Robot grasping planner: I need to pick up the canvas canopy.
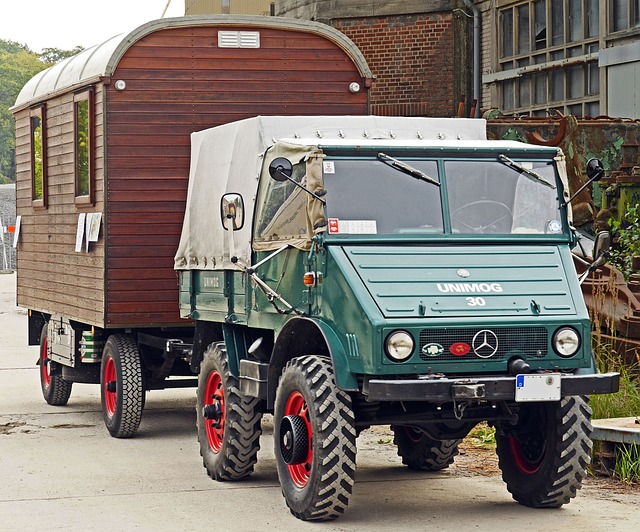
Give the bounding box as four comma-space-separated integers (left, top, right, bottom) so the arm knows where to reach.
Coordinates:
174, 115, 569, 271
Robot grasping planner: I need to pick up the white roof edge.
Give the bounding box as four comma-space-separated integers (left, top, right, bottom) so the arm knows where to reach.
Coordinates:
12, 15, 372, 112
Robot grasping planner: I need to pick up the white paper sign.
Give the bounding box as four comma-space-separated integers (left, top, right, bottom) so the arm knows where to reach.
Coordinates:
12, 216, 21, 248
75, 213, 86, 252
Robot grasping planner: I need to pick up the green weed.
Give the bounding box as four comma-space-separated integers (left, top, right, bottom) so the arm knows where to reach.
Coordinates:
614, 443, 640, 483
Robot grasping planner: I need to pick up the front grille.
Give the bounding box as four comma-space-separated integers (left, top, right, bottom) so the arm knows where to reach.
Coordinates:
419, 327, 548, 361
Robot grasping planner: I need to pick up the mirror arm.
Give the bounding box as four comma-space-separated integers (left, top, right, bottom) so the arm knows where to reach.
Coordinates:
560, 172, 603, 208
277, 171, 326, 205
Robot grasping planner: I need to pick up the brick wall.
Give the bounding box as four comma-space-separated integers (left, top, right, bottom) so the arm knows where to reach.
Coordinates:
334, 12, 455, 117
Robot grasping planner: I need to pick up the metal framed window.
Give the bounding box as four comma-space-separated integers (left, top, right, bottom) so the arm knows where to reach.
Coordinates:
30, 105, 47, 207
611, 0, 640, 32
495, 0, 600, 117
74, 90, 94, 205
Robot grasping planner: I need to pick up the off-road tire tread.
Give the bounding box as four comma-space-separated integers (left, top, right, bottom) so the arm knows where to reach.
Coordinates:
197, 342, 262, 481
391, 425, 461, 471
102, 334, 144, 438
276, 356, 356, 521
496, 395, 593, 508
40, 325, 73, 406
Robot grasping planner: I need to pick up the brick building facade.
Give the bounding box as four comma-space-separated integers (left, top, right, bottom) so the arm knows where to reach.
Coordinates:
276, 1, 472, 118
333, 13, 455, 117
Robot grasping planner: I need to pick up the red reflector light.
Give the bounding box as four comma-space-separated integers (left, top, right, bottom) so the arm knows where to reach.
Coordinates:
303, 272, 316, 286
450, 342, 470, 356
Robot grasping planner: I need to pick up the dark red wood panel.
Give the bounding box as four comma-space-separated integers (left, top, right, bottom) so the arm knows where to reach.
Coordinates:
105, 23, 368, 327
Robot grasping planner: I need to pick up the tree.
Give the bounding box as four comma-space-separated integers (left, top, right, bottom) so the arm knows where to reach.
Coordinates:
0, 40, 83, 183
39, 46, 84, 64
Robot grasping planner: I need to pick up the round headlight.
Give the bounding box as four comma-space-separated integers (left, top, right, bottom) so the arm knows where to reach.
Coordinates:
385, 331, 414, 362
553, 327, 580, 357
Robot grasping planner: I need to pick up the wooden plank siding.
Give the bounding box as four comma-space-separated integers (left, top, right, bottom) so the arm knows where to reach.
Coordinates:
15, 21, 368, 329
104, 24, 367, 328
15, 86, 106, 326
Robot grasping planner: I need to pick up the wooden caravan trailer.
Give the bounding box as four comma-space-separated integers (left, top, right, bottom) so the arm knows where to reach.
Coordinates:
12, 15, 371, 437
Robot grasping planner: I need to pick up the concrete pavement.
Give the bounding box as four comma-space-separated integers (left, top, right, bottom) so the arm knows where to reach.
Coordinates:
1, 272, 639, 531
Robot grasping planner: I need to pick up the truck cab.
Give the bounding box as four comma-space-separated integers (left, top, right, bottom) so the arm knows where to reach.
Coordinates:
175, 115, 619, 521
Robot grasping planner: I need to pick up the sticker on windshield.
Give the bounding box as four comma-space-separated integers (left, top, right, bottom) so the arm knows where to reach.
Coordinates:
328, 218, 377, 234
323, 161, 335, 174
547, 220, 562, 234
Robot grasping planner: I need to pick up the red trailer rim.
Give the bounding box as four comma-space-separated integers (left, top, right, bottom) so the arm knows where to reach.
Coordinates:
103, 356, 117, 417
284, 391, 312, 487
40, 336, 51, 388
204, 370, 225, 453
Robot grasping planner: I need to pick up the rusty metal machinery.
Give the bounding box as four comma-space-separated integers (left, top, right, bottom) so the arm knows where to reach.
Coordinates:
487, 113, 640, 367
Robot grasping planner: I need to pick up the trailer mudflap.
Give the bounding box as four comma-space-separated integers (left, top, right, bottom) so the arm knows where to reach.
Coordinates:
363, 372, 620, 402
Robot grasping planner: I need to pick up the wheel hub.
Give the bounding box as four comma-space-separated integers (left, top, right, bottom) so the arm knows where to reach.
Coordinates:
279, 414, 309, 465
203, 401, 223, 425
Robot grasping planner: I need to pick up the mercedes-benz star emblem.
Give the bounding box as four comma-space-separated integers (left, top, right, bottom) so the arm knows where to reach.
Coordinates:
472, 329, 499, 358
457, 269, 470, 278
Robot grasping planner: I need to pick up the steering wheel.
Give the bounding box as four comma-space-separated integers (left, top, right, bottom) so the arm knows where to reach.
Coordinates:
451, 200, 513, 233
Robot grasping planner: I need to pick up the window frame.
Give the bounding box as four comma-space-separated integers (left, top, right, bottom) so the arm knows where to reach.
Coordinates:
495, 0, 600, 117
73, 89, 94, 205
29, 105, 47, 208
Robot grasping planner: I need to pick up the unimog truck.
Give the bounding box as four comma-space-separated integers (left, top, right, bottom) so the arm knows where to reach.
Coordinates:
175, 115, 620, 521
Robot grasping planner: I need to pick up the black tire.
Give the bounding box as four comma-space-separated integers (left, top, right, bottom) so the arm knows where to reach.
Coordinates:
274, 356, 356, 521
100, 334, 144, 438
196, 342, 262, 480
391, 425, 461, 471
39, 323, 73, 406
495, 395, 593, 508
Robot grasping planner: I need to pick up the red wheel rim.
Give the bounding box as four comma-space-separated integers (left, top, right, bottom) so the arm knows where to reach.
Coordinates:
204, 370, 225, 453
103, 356, 117, 418
509, 436, 543, 474
284, 391, 312, 487
40, 336, 51, 389
404, 426, 424, 444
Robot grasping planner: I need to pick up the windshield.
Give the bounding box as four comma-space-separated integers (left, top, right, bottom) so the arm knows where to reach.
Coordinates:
446, 159, 562, 235
323, 159, 444, 234
322, 155, 564, 237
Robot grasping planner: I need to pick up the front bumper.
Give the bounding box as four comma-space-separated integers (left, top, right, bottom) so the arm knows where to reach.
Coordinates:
363, 372, 620, 402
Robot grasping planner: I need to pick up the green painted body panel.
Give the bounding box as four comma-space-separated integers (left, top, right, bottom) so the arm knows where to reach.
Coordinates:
342, 244, 580, 319
322, 244, 591, 376
180, 240, 592, 380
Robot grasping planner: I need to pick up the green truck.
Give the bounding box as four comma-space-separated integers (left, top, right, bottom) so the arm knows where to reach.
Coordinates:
175, 115, 619, 521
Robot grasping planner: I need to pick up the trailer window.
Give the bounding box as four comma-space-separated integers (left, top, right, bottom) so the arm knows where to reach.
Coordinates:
30, 106, 47, 207
74, 91, 93, 204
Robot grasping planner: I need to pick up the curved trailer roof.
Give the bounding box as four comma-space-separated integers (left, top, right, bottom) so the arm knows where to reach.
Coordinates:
12, 15, 373, 111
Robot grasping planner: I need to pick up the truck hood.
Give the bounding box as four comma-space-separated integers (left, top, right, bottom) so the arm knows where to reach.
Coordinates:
337, 244, 578, 319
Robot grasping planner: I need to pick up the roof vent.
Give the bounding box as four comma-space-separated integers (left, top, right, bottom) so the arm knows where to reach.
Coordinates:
218, 31, 260, 48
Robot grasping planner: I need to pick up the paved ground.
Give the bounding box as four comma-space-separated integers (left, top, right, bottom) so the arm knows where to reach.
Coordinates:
1, 272, 639, 531
0, 183, 16, 270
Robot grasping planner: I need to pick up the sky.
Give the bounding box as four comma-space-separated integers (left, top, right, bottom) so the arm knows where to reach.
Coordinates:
0, 0, 186, 53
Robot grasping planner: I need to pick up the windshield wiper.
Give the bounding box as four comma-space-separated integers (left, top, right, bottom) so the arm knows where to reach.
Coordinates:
498, 154, 556, 189
378, 152, 441, 187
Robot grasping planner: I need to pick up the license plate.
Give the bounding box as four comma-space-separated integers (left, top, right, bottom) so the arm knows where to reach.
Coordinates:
515, 373, 561, 402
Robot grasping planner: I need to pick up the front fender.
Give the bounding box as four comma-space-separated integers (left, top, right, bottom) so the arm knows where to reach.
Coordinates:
270, 317, 358, 394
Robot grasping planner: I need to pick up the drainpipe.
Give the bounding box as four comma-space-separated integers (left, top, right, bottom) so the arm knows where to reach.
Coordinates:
462, 0, 481, 117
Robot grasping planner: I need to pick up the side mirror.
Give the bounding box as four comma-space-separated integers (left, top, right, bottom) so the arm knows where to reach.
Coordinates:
586, 158, 605, 182
269, 157, 293, 182
561, 157, 605, 207
593, 230, 611, 262
266, 156, 326, 205
221, 193, 244, 231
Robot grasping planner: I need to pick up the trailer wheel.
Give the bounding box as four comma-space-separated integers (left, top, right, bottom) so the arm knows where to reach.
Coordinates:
274, 356, 356, 521
495, 396, 593, 508
100, 334, 144, 438
39, 324, 72, 406
196, 342, 262, 480
391, 425, 461, 471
